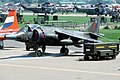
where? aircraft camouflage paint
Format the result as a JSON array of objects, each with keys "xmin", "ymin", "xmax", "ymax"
[{"xmin": 5, "ymin": 16, "xmax": 102, "ymax": 56}]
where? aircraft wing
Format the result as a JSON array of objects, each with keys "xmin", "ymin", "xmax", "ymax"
[{"xmin": 55, "ymin": 29, "xmax": 101, "ymax": 43}]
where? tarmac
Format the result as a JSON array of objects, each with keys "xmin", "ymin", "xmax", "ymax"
[{"xmin": 0, "ymin": 40, "xmax": 120, "ymax": 80}]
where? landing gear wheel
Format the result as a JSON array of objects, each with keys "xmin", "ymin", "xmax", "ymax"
[
  {"xmin": 111, "ymin": 55, "xmax": 116, "ymax": 59},
  {"xmin": 26, "ymin": 46, "xmax": 30, "ymax": 51},
  {"xmin": 0, "ymin": 46, "xmax": 3, "ymax": 49},
  {"xmin": 60, "ymin": 48, "xmax": 64, "ymax": 54},
  {"xmin": 84, "ymin": 55, "xmax": 89, "ymax": 60},
  {"xmin": 34, "ymin": 44, "xmax": 42, "ymax": 57},
  {"xmin": 35, "ymin": 50, "xmax": 42, "ymax": 57},
  {"xmin": 60, "ymin": 46, "xmax": 69, "ymax": 56},
  {"xmin": 64, "ymin": 48, "xmax": 69, "ymax": 55}
]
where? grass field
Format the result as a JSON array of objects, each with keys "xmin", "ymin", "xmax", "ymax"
[
  {"xmin": 0, "ymin": 14, "xmax": 120, "ymax": 42},
  {"xmin": 100, "ymin": 29, "xmax": 120, "ymax": 42},
  {"xmin": 22, "ymin": 15, "xmax": 91, "ymax": 24}
]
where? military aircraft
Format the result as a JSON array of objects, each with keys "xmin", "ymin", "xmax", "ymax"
[
  {"xmin": 74, "ymin": 3, "xmax": 111, "ymax": 16},
  {"xmin": 5, "ymin": 16, "xmax": 102, "ymax": 56},
  {"xmin": 0, "ymin": 10, "xmax": 20, "ymax": 49},
  {"xmin": 112, "ymin": 0, "xmax": 120, "ymax": 10},
  {"xmin": 21, "ymin": 2, "xmax": 57, "ymax": 15}
]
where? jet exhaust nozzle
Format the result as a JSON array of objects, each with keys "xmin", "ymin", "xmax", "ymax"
[{"xmin": 32, "ymin": 29, "xmax": 46, "ymax": 42}]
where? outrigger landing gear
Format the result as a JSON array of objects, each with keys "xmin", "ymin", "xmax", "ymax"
[
  {"xmin": 26, "ymin": 45, "xmax": 30, "ymax": 51},
  {"xmin": 60, "ymin": 46, "xmax": 69, "ymax": 56}
]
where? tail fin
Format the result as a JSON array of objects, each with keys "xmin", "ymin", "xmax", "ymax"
[
  {"xmin": 84, "ymin": 16, "xmax": 101, "ymax": 33},
  {"xmin": 1, "ymin": 10, "xmax": 19, "ymax": 30}
]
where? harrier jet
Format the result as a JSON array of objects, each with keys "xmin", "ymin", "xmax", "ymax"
[{"xmin": 5, "ymin": 16, "xmax": 102, "ymax": 56}]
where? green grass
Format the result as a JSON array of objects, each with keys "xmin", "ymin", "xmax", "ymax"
[
  {"xmin": 22, "ymin": 15, "xmax": 120, "ymax": 26},
  {"xmin": 0, "ymin": 2, "xmax": 4, "ymax": 5},
  {"xmin": 0, "ymin": 23, "xmax": 3, "ymax": 26},
  {"xmin": 23, "ymin": 15, "xmax": 37, "ymax": 22},
  {"xmin": 58, "ymin": 16, "xmax": 90, "ymax": 24},
  {"xmin": 99, "ymin": 29, "xmax": 120, "ymax": 42},
  {"xmin": 18, "ymin": 15, "xmax": 90, "ymax": 28}
]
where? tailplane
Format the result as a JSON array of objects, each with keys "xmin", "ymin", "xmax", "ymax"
[
  {"xmin": 84, "ymin": 16, "xmax": 101, "ymax": 33},
  {"xmin": 0, "ymin": 10, "xmax": 19, "ymax": 30}
]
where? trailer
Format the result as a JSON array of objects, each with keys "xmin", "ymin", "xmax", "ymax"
[{"xmin": 84, "ymin": 42, "xmax": 119, "ymax": 60}]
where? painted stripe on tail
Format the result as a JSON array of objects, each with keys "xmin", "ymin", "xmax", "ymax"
[
  {"xmin": 1, "ymin": 10, "xmax": 19, "ymax": 30},
  {"xmin": 84, "ymin": 16, "xmax": 101, "ymax": 33},
  {"xmin": 92, "ymin": 21, "xmax": 97, "ymax": 32}
]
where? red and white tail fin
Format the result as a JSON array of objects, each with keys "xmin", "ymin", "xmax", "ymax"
[{"xmin": 0, "ymin": 10, "xmax": 19, "ymax": 30}]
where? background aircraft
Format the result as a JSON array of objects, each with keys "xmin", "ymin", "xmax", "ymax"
[
  {"xmin": 112, "ymin": 0, "xmax": 120, "ymax": 10},
  {"xmin": 21, "ymin": 2, "xmax": 57, "ymax": 15},
  {"xmin": 5, "ymin": 16, "xmax": 102, "ymax": 56},
  {"xmin": 74, "ymin": 3, "xmax": 111, "ymax": 16},
  {"xmin": 0, "ymin": 10, "xmax": 19, "ymax": 49}
]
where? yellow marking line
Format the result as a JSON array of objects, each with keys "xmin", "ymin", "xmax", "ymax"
[
  {"xmin": 0, "ymin": 63, "xmax": 120, "ymax": 76},
  {"xmin": 96, "ymin": 46, "xmax": 104, "ymax": 49},
  {"xmin": 109, "ymin": 46, "xmax": 117, "ymax": 48}
]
